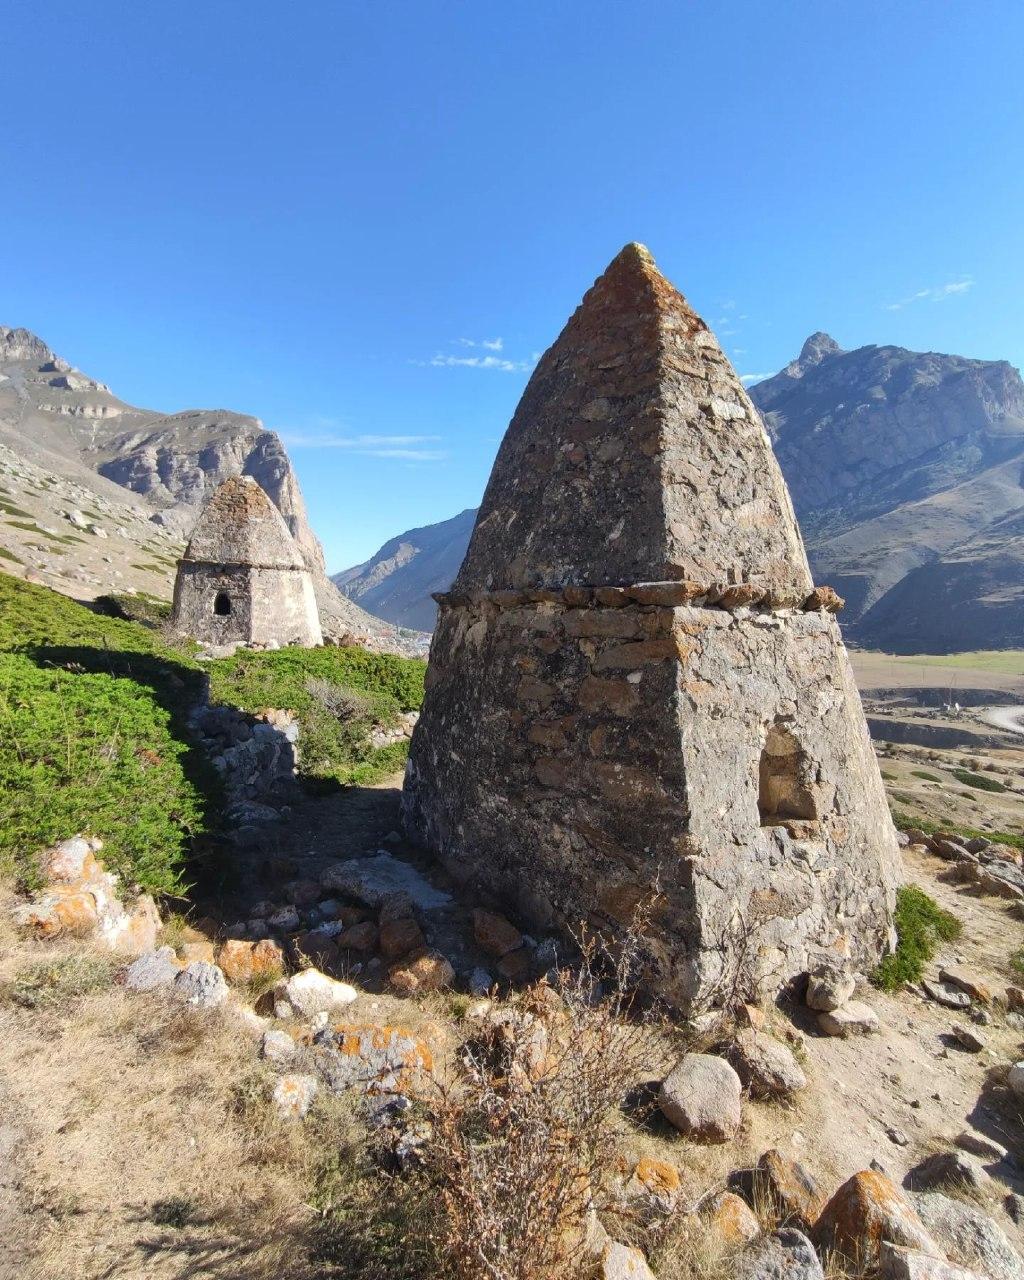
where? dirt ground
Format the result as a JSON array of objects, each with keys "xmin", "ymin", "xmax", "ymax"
[{"xmin": 3, "ymin": 768, "xmax": 1024, "ymax": 1278}]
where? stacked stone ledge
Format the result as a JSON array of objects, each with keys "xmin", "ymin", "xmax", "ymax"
[{"xmin": 404, "ymin": 243, "xmax": 898, "ymax": 1013}]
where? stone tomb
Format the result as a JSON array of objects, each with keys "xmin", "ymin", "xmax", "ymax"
[
  {"xmin": 171, "ymin": 475, "xmax": 322, "ymax": 649},
  {"xmin": 404, "ymin": 244, "xmax": 899, "ymax": 1010}
]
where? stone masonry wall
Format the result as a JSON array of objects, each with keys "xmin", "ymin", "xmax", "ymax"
[{"xmin": 404, "ymin": 588, "xmax": 899, "ymax": 1011}]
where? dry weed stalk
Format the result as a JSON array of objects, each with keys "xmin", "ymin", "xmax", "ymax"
[{"xmin": 419, "ymin": 902, "xmax": 668, "ymax": 1280}]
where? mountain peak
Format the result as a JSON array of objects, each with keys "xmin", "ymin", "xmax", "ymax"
[
  {"xmin": 798, "ymin": 331, "xmax": 843, "ymax": 365},
  {"xmin": 0, "ymin": 326, "xmax": 65, "ymax": 369}
]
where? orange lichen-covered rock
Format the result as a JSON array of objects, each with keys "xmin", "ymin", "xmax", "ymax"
[
  {"xmin": 218, "ymin": 938, "xmax": 285, "ymax": 985},
  {"xmin": 813, "ymin": 1170, "xmax": 939, "ymax": 1264},
  {"xmin": 702, "ymin": 1190, "xmax": 761, "ymax": 1245},
  {"xmin": 319, "ymin": 1023, "xmax": 435, "ymax": 1096},
  {"xmin": 751, "ymin": 1149, "xmax": 825, "ymax": 1228},
  {"xmin": 624, "ymin": 1158, "xmax": 682, "ymax": 1220},
  {"xmin": 49, "ymin": 889, "xmax": 100, "ymax": 935},
  {"xmin": 388, "ymin": 949, "xmax": 454, "ymax": 995}
]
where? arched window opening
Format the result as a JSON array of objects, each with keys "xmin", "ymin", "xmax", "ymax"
[
  {"xmin": 213, "ymin": 592, "xmax": 232, "ymax": 617},
  {"xmin": 758, "ymin": 724, "xmax": 818, "ymax": 825}
]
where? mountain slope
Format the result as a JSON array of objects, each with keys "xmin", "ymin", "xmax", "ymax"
[
  {"xmin": 0, "ymin": 326, "xmax": 412, "ymax": 650},
  {"xmin": 337, "ymin": 334, "xmax": 1024, "ymax": 652},
  {"xmin": 333, "ymin": 509, "xmax": 478, "ymax": 632}
]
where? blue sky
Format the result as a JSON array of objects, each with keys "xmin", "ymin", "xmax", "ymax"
[{"xmin": 3, "ymin": 2, "xmax": 1022, "ymax": 571}]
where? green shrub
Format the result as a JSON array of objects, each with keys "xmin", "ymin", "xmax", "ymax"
[
  {"xmin": 0, "ymin": 654, "xmax": 206, "ymax": 892},
  {"xmin": 874, "ymin": 885, "xmax": 962, "ymax": 991},
  {"xmin": 911, "ymin": 770, "xmax": 941, "ymax": 782},
  {"xmin": 889, "ymin": 810, "xmax": 1023, "ymax": 852},
  {"xmin": 951, "ymin": 768, "xmax": 1006, "ymax": 794}
]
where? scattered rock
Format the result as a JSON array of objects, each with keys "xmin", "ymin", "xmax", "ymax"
[
  {"xmin": 813, "ymin": 1170, "xmax": 940, "ymax": 1265},
  {"xmin": 388, "ymin": 950, "xmax": 455, "ymax": 995},
  {"xmin": 806, "ymin": 962, "xmax": 856, "ymax": 1012},
  {"xmin": 817, "ymin": 1001, "xmax": 879, "ymax": 1037},
  {"xmin": 278, "ymin": 968, "xmax": 358, "ymax": 1016},
  {"xmin": 218, "ymin": 938, "xmax": 285, "ymax": 986},
  {"xmin": 623, "ymin": 1158, "xmax": 681, "ymax": 1221},
  {"xmin": 735, "ymin": 1150, "xmax": 825, "ymax": 1229},
  {"xmin": 909, "ymin": 1152, "xmax": 991, "ymax": 1194},
  {"xmin": 954, "ymin": 1131, "xmax": 1007, "ymax": 1162},
  {"xmin": 922, "ymin": 980, "xmax": 972, "ymax": 1010},
  {"xmin": 469, "ymin": 966, "xmax": 494, "ymax": 996},
  {"xmin": 174, "ymin": 961, "xmax": 229, "ymax": 1008},
  {"xmin": 701, "ymin": 1189, "xmax": 761, "ymax": 1245},
  {"xmin": 379, "ymin": 916, "xmax": 426, "ymax": 959},
  {"xmin": 337, "ymin": 921, "xmax": 379, "ymax": 953},
  {"xmin": 1006, "ymin": 1061, "xmax": 1024, "ymax": 1099},
  {"xmin": 879, "ymin": 1243, "xmax": 987, "ymax": 1279},
  {"xmin": 1005, "ymin": 986, "xmax": 1024, "ymax": 1013},
  {"xmin": 728, "ymin": 1029, "xmax": 807, "ymax": 1099},
  {"xmin": 272, "ymin": 1073, "xmax": 317, "ymax": 1119},
  {"xmin": 320, "ymin": 853, "xmax": 451, "ymax": 910},
  {"xmin": 261, "ymin": 1028, "xmax": 296, "ymax": 1064},
  {"xmin": 593, "ymin": 1241, "xmax": 655, "ymax": 1280},
  {"xmin": 496, "ymin": 946, "xmax": 534, "ymax": 982},
  {"xmin": 658, "ymin": 1053, "xmax": 742, "ymax": 1143},
  {"xmin": 951, "ymin": 1024, "xmax": 986, "ymax": 1053},
  {"xmin": 268, "ymin": 905, "xmax": 300, "ymax": 932},
  {"xmin": 912, "ymin": 1191, "xmax": 1024, "ymax": 1280},
  {"xmin": 473, "ymin": 908, "xmax": 524, "ymax": 958},
  {"xmin": 123, "ymin": 946, "xmax": 181, "ymax": 992},
  {"xmin": 939, "ymin": 968, "xmax": 992, "ymax": 1005},
  {"xmin": 736, "ymin": 1228, "xmax": 824, "ymax": 1280},
  {"xmin": 315, "ymin": 1023, "xmax": 433, "ymax": 1096}
]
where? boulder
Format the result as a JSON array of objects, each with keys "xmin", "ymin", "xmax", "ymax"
[
  {"xmin": 261, "ymin": 1028, "xmax": 296, "ymax": 1064},
  {"xmin": 939, "ymin": 968, "xmax": 992, "ymax": 1005},
  {"xmin": 268, "ymin": 905, "xmax": 300, "ymax": 931},
  {"xmin": 701, "ymin": 1189, "xmax": 761, "ymax": 1245},
  {"xmin": 336, "ymin": 921, "xmax": 379, "ymax": 953},
  {"xmin": 954, "ymin": 1131, "xmax": 1007, "ymax": 1162},
  {"xmin": 912, "ymin": 1191, "xmax": 1024, "ymax": 1280},
  {"xmin": 315, "ymin": 1023, "xmax": 434, "ymax": 1096},
  {"xmin": 320, "ymin": 852, "xmax": 450, "ymax": 910},
  {"xmin": 880, "ymin": 1243, "xmax": 987, "ymax": 1279},
  {"xmin": 740, "ymin": 1150, "xmax": 825, "ymax": 1228},
  {"xmin": 728, "ymin": 1029, "xmax": 807, "ymax": 1099},
  {"xmin": 473, "ymin": 908, "xmax": 524, "ymax": 957},
  {"xmin": 1007, "ymin": 1061, "xmax": 1024, "ymax": 1099},
  {"xmin": 379, "ymin": 916, "xmax": 426, "ymax": 959},
  {"xmin": 951, "ymin": 1024, "xmax": 985, "ymax": 1053},
  {"xmin": 622, "ymin": 1158, "xmax": 681, "ymax": 1221},
  {"xmin": 218, "ymin": 938, "xmax": 285, "ymax": 986},
  {"xmin": 813, "ymin": 1170, "xmax": 940, "ymax": 1265},
  {"xmin": 658, "ymin": 1054, "xmax": 742, "ymax": 1143},
  {"xmin": 279, "ymin": 968, "xmax": 358, "ymax": 1016},
  {"xmin": 174, "ymin": 961, "xmax": 229, "ymax": 1008},
  {"xmin": 909, "ymin": 1152, "xmax": 990, "ymax": 1194},
  {"xmin": 817, "ymin": 1001, "xmax": 879, "ymax": 1037},
  {"xmin": 123, "ymin": 945, "xmax": 182, "ymax": 992},
  {"xmin": 593, "ymin": 1241, "xmax": 655, "ymax": 1280},
  {"xmin": 735, "ymin": 1228, "xmax": 824, "ymax": 1280},
  {"xmin": 387, "ymin": 950, "xmax": 455, "ymax": 995},
  {"xmin": 806, "ymin": 963, "xmax": 856, "ymax": 1012},
  {"xmin": 922, "ymin": 980, "xmax": 971, "ymax": 1010},
  {"xmin": 272, "ymin": 1073, "xmax": 317, "ymax": 1119}
]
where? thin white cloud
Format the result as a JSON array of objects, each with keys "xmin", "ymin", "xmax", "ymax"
[
  {"xmin": 456, "ymin": 336, "xmax": 504, "ymax": 351},
  {"xmin": 279, "ymin": 431, "xmax": 446, "ymax": 461},
  {"xmin": 423, "ymin": 352, "xmax": 535, "ymax": 372},
  {"xmin": 740, "ymin": 372, "xmax": 774, "ymax": 385},
  {"xmin": 884, "ymin": 277, "xmax": 974, "ymax": 311}
]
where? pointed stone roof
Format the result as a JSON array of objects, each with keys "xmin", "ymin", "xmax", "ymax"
[
  {"xmin": 183, "ymin": 476, "xmax": 306, "ymax": 568},
  {"xmin": 454, "ymin": 243, "xmax": 813, "ymax": 599}
]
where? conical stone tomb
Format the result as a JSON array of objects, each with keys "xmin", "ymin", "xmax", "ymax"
[
  {"xmin": 404, "ymin": 244, "xmax": 898, "ymax": 1009},
  {"xmin": 171, "ymin": 476, "xmax": 323, "ymax": 648}
]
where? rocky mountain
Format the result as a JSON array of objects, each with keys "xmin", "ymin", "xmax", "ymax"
[
  {"xmin": 337, "ymin": 334, "xmax": 1024, "ymax": 653},
  {"xmin": 0, "ymin": 326, "xmax": 414, "ymax": 651},
  {"xmin": 333, "ymin": 508, "xmax": 478, "ymax": 632}
]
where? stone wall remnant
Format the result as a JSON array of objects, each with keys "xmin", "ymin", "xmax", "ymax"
[{"xmin": 403, "ymin": 243, "xmax": 900, "ymax": 1011}]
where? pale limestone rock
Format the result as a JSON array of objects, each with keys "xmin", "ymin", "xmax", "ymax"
[{"xmin": 659, "ymin": 1053, "xmax": 741, "ymax": 1143}]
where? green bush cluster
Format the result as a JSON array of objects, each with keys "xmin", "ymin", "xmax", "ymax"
[
  {"xmin": 889, "ymin": 808, "xmax": 1023, "ymax": 852},
  {"xmin": 951, "ymin": 768, "xmax": 1007, "ymax": 794},
  {"xmin": 873, "ymin": 884, "xmax": 962, "ymax": 991}
]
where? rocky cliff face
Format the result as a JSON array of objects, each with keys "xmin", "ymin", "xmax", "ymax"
[
  {"xmin": 0, "ymin": 326, "xmax": 416, "ymax": 651},
  {"xmin": 339, "ymin": 334, "xmax": 1024, "ymax": 653}
]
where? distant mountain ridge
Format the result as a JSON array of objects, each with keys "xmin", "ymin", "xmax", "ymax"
[
  {"xmin": 0, "ymin": 326, "xmax": 415, "ymax": 650},
  {"xmin": 335, "ymin": 334, "xmax": 1024, "ymax": 653}
]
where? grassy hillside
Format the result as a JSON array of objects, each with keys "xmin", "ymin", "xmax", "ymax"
[{"xmin": 0, "ymin": 574, "xmax": 425, "ymax": 893}]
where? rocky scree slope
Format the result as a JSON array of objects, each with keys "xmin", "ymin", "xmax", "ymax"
[
  {"xmin": 0, "ymin": 326, "xmax": 412, "ymax": 651},
  {"xmin": 338, "ymin": 333, "xmax": 1024, "ymax": 652}
]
